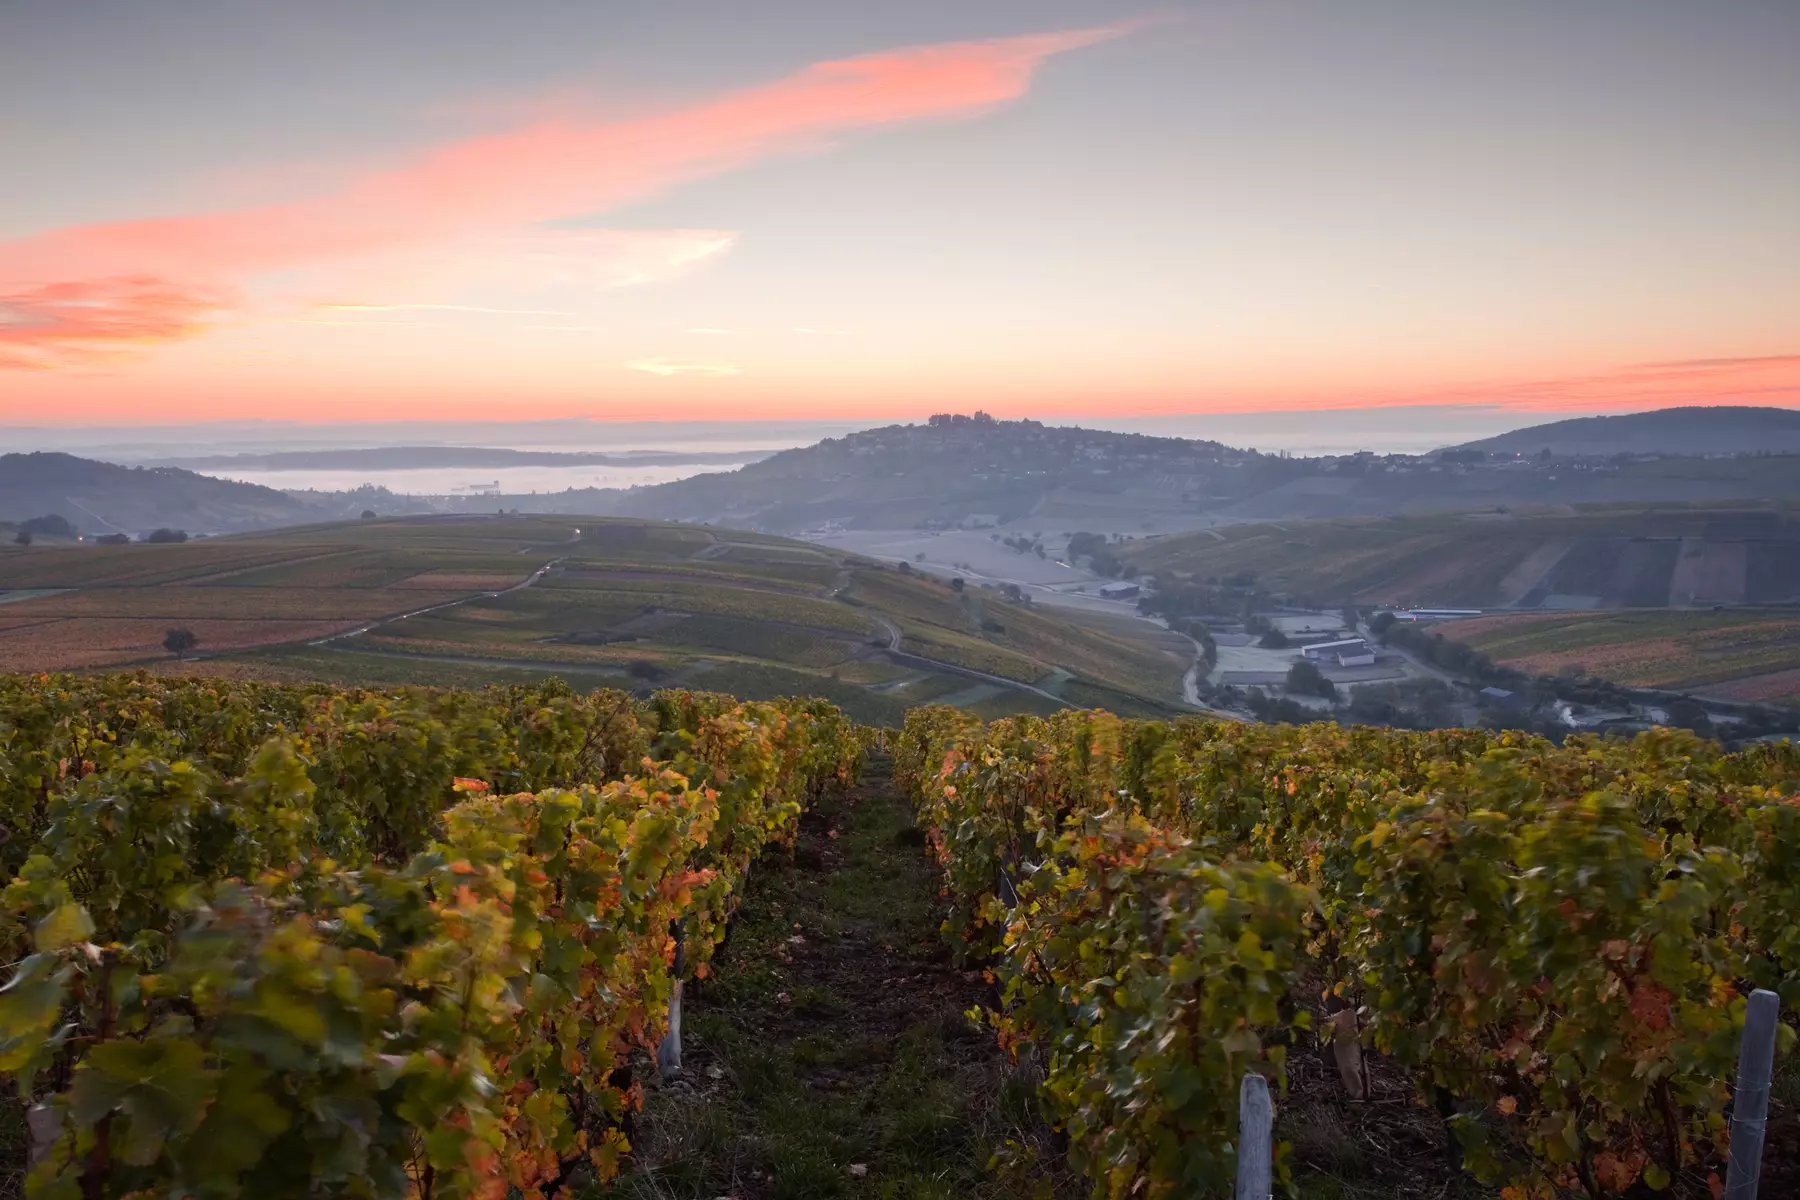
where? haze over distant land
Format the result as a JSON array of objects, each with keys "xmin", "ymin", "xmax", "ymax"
[
  {"xmin": 3, "ymin": 3, "xmax": 1796, "ymax": 428},
  {"xmin": 0, "ymin": 403, "xmax": 1698, "ymax": 462},
  {"xmin": 11, "ymin": 407, "xmax": 1800, "ymax": 539}
]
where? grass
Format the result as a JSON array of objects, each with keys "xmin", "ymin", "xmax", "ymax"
[{"xmin": 591, "ymin": 758, "xmax": 1080, "ymax": 1200}]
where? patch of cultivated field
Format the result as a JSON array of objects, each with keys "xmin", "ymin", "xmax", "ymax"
[
  {"xmin": 0, "ymin": 586, "xmax": 466, "ymax": 622},
  {"xmin": 0, "ymin": 514, "xmax": 1187, "ymax": 718},
  {"xmin": 1441, "ymin": 609, "xmax": 1800, "ymax": 702},
  {"xmin": 1125, "ymin": 503, "xmax": 1800, "ymax": 607},
  {"xmin": 0, "ymin": 617, "xmax": 353, "ymax": 671}
]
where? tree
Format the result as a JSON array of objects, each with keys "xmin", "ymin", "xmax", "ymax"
[
  {"xmin": 950, "ymin": 577, "xmax": 965, "ymax": 593},
  {"xmin": 163, "ymin": 628, "xmax": 199, "ymax": 659},
  {"xmin": 1257, "ymin": 627, "xmax": 1290, "ymax": 649},
  {"xmin": 1369, "ymin": 611, "xmax": 1397, "ymax": 636},
  {"xmin": 1285, "ymin": 660, "xmax": 1338, "ymax": 700},
  {"xmin": 12, "ymin": 530, "xmax": 29, "ymax": 546},
  {"xmin": 1665, "ymin": 696, "xmax": 1714, "ymax": 738},
  {"xmin": 144, "ymin": 528, "xmax": 188, "ymax": 544},
  {"xmin": 17, "ymin": 514, "xmax": 76, "ymax": 541},
  {"xmin": 898, "ymin": 561, "xmax": 913, "ymax": 574},
  {"xmin": 361, "ymin": 510, "xmax": 378, "ymax": 520}
]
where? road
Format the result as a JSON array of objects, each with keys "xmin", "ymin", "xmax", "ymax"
[
  {"xmin": 311, "ymin": 556, "xmax": 565, "ymax": 647},
  {"xmin": 860, "ymin": 610, "xmax": 1072, "ymax": 707}
]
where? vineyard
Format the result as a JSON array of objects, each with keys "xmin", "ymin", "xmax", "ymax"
[
  {"xmin": 2, "ymin": 672, "xmax": 1797, "ymax": 1198},
  {"xmin": 895, "ymin": 707, "xmax": 1800, "ymax": 1198},
  {"xmin": 0, "ymin": 673, "xmax": 863, "ymax": 1197}
]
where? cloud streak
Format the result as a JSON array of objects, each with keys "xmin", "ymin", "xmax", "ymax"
[
  {"xmin": 626, "ymin": 358, "xmax": 743, "ymax": 376},
  {"xmin": 314, "ymin": 303, "xmax": 578, "ymax": 316},
  {"xmin": 1369, "ymin": 353, "xmax": 1800, "ymax": 413},
  {"xmin": 0, "ymin": 25, "xmax": 1130, "ymax": 369}
]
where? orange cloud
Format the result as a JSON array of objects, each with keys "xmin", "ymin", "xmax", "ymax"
[
  {"xmin": 1413, "ymin": 354, "xmax": 1800, "ymax": 412},
  {"xmin": 0, "ymin": 277, "xmax": 235, "ymax": 370},
  {"xmin": 0, "ymin": 25, "xmax": 1129, "ymax": 369}
]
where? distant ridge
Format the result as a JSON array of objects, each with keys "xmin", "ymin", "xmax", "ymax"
[
  {"xmin": 1449, "ymin": 405, "xmax": 1800, "ymax": 457},
  {"xmin": 0, "ymin": 452, "xmax": 310, "ymax": 534}
]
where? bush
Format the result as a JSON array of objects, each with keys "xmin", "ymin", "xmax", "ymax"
[{"xmin": 144, "ymin": 528, "xmax": 188, "ymax": 544}]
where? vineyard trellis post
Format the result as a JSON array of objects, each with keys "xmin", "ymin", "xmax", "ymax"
[
  {"xmin": 1724, "ymin": 987, "xmax": 1779, "ymax": 1200},
  {"xmin": 1236, "ymin": 1071, "xmax": 1272, "ymax": 1200},
  {"xmin": 657, "ymin": 919, "xmax": 687, "ymax": 1080}
]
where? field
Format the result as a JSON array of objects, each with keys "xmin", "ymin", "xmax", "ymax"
[
  {"xmin": 1440, "ymin": 608, "xmax": 1800, "ymax": 703},
  {"xmin": 0, "ymin": 513, "xmax": 1191, "ymax": 721},
  {"xmin": 1124, "ymin": 502, "xmax": 1800, "ymax": 608}
]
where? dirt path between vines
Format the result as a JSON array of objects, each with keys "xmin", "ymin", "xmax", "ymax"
[{"xmin": 597, "ymin": 756, "xmax": 1076, "ymax": 1200}]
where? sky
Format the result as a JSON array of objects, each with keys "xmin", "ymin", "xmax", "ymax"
[{"xmin": 2, "ymin": 0, "xmax": 1798, "ymax": 429}]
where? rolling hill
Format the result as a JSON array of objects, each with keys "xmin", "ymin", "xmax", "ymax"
[
  {"xmin": 1122, "ymin": 502, "xmax": 1800, "ymax": 609},
  {"xmin": 19, "ymin": 407, "xmax": 1800, "ymax": 541},
  {"xmin": 0, "ymin": 451, "xmax": 313, "ymax": 534},
  {"xmin": 1448, "ymin": 404, "xmax": 1800, "ymax": 457},
  {"xmin": 0, "ymin": 513, "xmax": 1193, "ymax": 723},
  {"xmin": 524, "ymin": 414, "xmax": 1800, "ymax": 531}
]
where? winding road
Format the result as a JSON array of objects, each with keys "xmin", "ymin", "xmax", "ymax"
[{"xmin": 310, "ymin": 555, "xmax": 566, "ymax": 647}]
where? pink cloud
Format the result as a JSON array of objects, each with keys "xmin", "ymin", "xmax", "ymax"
[{"xmin": 0, "ymin": 25, "xmax": 1129, "ymax": 368}]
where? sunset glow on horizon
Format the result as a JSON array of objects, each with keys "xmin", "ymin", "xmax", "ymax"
[{"xmin": 4, "ymin": 2, "xmax": 1797, "ymax": 427}]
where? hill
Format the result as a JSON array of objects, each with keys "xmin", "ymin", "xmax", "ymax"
[
  {"xmin": 0, "ymin": 451, "xmax": 314, "ymax": 534},
  {"xmin": 1122, "ymin": 501, "xmax": 1800, "ymax": 609},
  {"xmin": 1449, "ymin": 404, "xmax": 1800, "ymax": 457},
  {"xmin": 0, "ymin": 513, "xmax": 1193, "ymax": 723},
  {"xmin": 513, "ymin": 415, "xmax": 1800, "ymax": 532},
  {"xmin": 23, "ymin": 412, "xmax": 1800, "ymax": 541},
  {"xmin": 590, "ymin": 414, "xmax": 1286, "ymax": 532}
]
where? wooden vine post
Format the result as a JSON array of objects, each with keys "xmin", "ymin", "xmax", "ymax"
[{"xmin": 1236, "ymin": 1071, "xmax": 1273, "ymax": 1200}]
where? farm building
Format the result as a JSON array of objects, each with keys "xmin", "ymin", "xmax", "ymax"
[
  {"xmin": 1301, "ymin": 638, "xmax": 1374, "ymax": 667},
  {"xmin": 1480, "ymin": 686, "xmax": 1526, "ymax": 710},
  {"xmin": 1098, "ymin": 581, "xmax": 1141, "ymax": 600},
  {"xmin": 1390, "ymin": 608, "xmax": 1484, "ymax": 622}
]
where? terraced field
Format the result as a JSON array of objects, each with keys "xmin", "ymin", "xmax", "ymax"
[
  {"xmin": 1124, "ymin": 502, "xmax": 1800, "ymax": 608},
  {"xmin": 0, "ymin": 514, "xmax": 1190, "ymax": 721},
  {"xmin": 1440, "ymin": 608, "xmax": 1800, "ymax": 703}
]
